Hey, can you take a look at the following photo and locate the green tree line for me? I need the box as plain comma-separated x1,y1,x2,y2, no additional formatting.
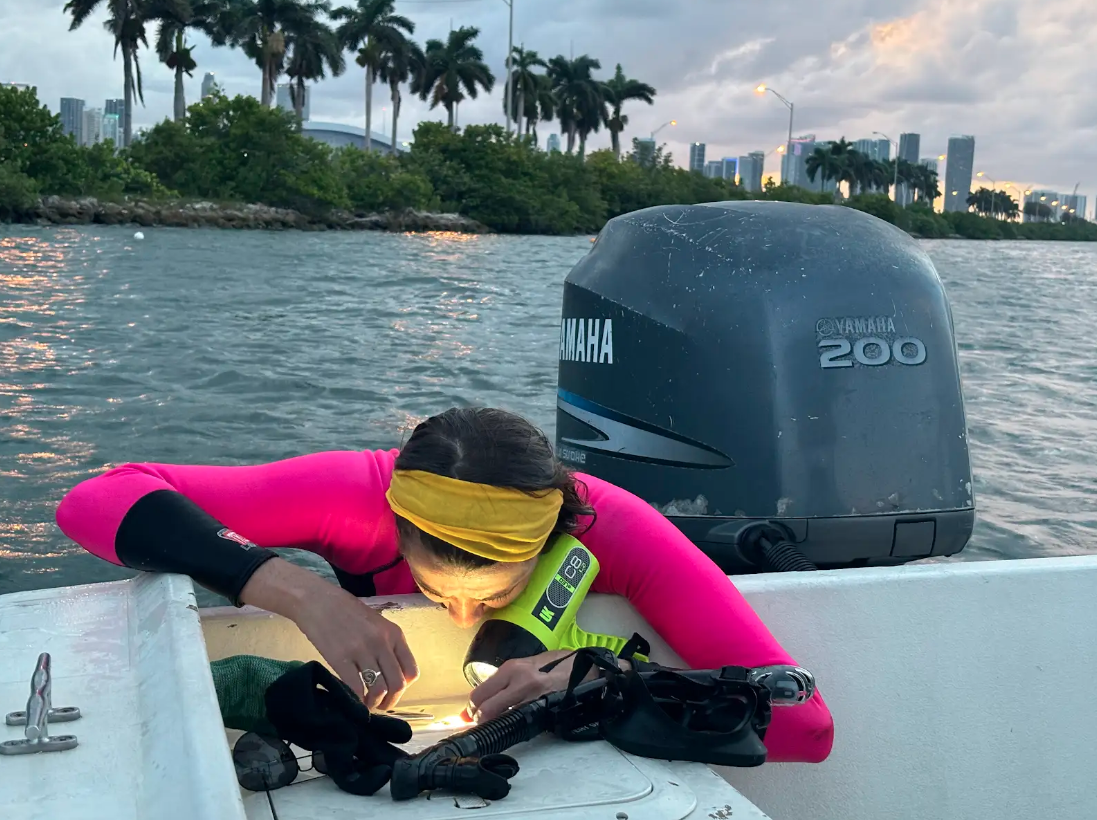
0,83,751,233
4,85,1095,240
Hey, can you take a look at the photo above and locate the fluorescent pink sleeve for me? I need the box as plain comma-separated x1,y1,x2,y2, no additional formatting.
575,472,834,764
55,449,403,573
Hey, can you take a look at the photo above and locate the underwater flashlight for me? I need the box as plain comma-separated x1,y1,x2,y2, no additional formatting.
461,534,645,687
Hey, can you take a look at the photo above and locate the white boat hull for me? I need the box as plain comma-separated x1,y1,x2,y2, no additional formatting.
4,553,1095,819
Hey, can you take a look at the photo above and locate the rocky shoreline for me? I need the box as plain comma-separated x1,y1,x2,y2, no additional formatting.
22,196,492,233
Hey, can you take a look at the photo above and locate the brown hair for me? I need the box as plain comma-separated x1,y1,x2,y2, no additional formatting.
392,406,594,569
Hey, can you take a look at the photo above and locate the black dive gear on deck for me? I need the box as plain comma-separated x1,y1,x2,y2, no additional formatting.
389,646,815,802
214,656,413,795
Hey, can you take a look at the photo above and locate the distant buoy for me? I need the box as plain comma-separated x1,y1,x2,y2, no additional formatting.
134,231,144,240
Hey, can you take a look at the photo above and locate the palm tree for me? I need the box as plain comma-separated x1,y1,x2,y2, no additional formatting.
966,187,999,217
156,0,230,122
376,36,424,154
221,0,328,107
546,54,603,154
413,26,494,130
522,73,555,146
918,165,941,206
602,63,655,159
575,90,608,157
503,46,546,139
805,145,840,193
63,0,187,148
331,0,414,152
1023,200,1052,222
844,149,876,196
890,157,918,203
867,160,891,194
284,12,345,126
824,138,853,196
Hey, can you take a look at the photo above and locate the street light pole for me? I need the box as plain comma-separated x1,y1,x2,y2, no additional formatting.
976,171,998,219
651,119,677,139
756,85,794,177
502,0,513,135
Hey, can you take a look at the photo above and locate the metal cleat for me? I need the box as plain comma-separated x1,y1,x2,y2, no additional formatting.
1,653,81,756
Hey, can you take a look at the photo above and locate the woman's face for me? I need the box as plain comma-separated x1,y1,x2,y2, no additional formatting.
402,535,539,628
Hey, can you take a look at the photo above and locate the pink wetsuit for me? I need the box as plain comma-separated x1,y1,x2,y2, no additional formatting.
55,448,834,763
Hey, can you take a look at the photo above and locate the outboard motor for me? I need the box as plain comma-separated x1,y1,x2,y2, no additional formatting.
555,201,974,573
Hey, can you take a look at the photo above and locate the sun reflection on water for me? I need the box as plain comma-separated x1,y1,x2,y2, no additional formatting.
1,232,99,581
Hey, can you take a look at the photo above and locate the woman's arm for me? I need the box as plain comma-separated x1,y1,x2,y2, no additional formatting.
576,473,835,764
55,449,402,604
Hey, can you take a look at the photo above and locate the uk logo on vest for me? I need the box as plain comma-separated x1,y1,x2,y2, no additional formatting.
559,318,613,364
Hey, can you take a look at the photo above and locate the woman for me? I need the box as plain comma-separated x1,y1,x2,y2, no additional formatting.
55,406,833,763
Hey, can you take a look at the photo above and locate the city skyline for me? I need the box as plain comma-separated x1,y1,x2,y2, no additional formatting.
35,82,1088,219
1,0,1090,197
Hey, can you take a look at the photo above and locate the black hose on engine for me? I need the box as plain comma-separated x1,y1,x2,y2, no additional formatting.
739,522,819,572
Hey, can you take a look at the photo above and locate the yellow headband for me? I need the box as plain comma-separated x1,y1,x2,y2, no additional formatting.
384,469,564,563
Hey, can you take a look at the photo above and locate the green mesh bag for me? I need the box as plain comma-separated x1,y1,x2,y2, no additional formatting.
210,655,305,735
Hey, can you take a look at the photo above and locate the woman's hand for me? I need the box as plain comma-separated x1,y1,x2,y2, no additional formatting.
240,557,419,711
467,649,580,723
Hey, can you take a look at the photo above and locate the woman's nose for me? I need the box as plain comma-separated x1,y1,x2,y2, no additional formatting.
447,600,486,629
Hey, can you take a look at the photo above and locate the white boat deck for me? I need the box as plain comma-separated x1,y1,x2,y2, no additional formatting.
7,553,1097,820
233,726,767,820
0,573,246,820
0,573,768,820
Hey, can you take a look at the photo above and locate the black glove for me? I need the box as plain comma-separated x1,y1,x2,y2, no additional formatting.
264,661,413,796
389,752,520,801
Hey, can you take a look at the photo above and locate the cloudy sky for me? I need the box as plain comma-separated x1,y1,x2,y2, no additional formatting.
3,0,1092,197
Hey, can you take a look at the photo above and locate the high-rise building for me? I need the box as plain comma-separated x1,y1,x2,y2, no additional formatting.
1023,190,1058,223
102,99,125,146
201,72,217,99
82,108,103,146
276,83,310,121
703,160,722,179
1062,193,1087,220
60,97,85,144
854,137,891,162
781,134,815,188
737,151,765,192
896,133,920,206
689,142,706,173
101,113,120,147
943,135,975,213
546,133,561,153
719,157,738,181
634,137,656,166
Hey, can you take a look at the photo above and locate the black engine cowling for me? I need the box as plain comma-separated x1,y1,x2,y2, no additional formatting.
555,200,974,573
